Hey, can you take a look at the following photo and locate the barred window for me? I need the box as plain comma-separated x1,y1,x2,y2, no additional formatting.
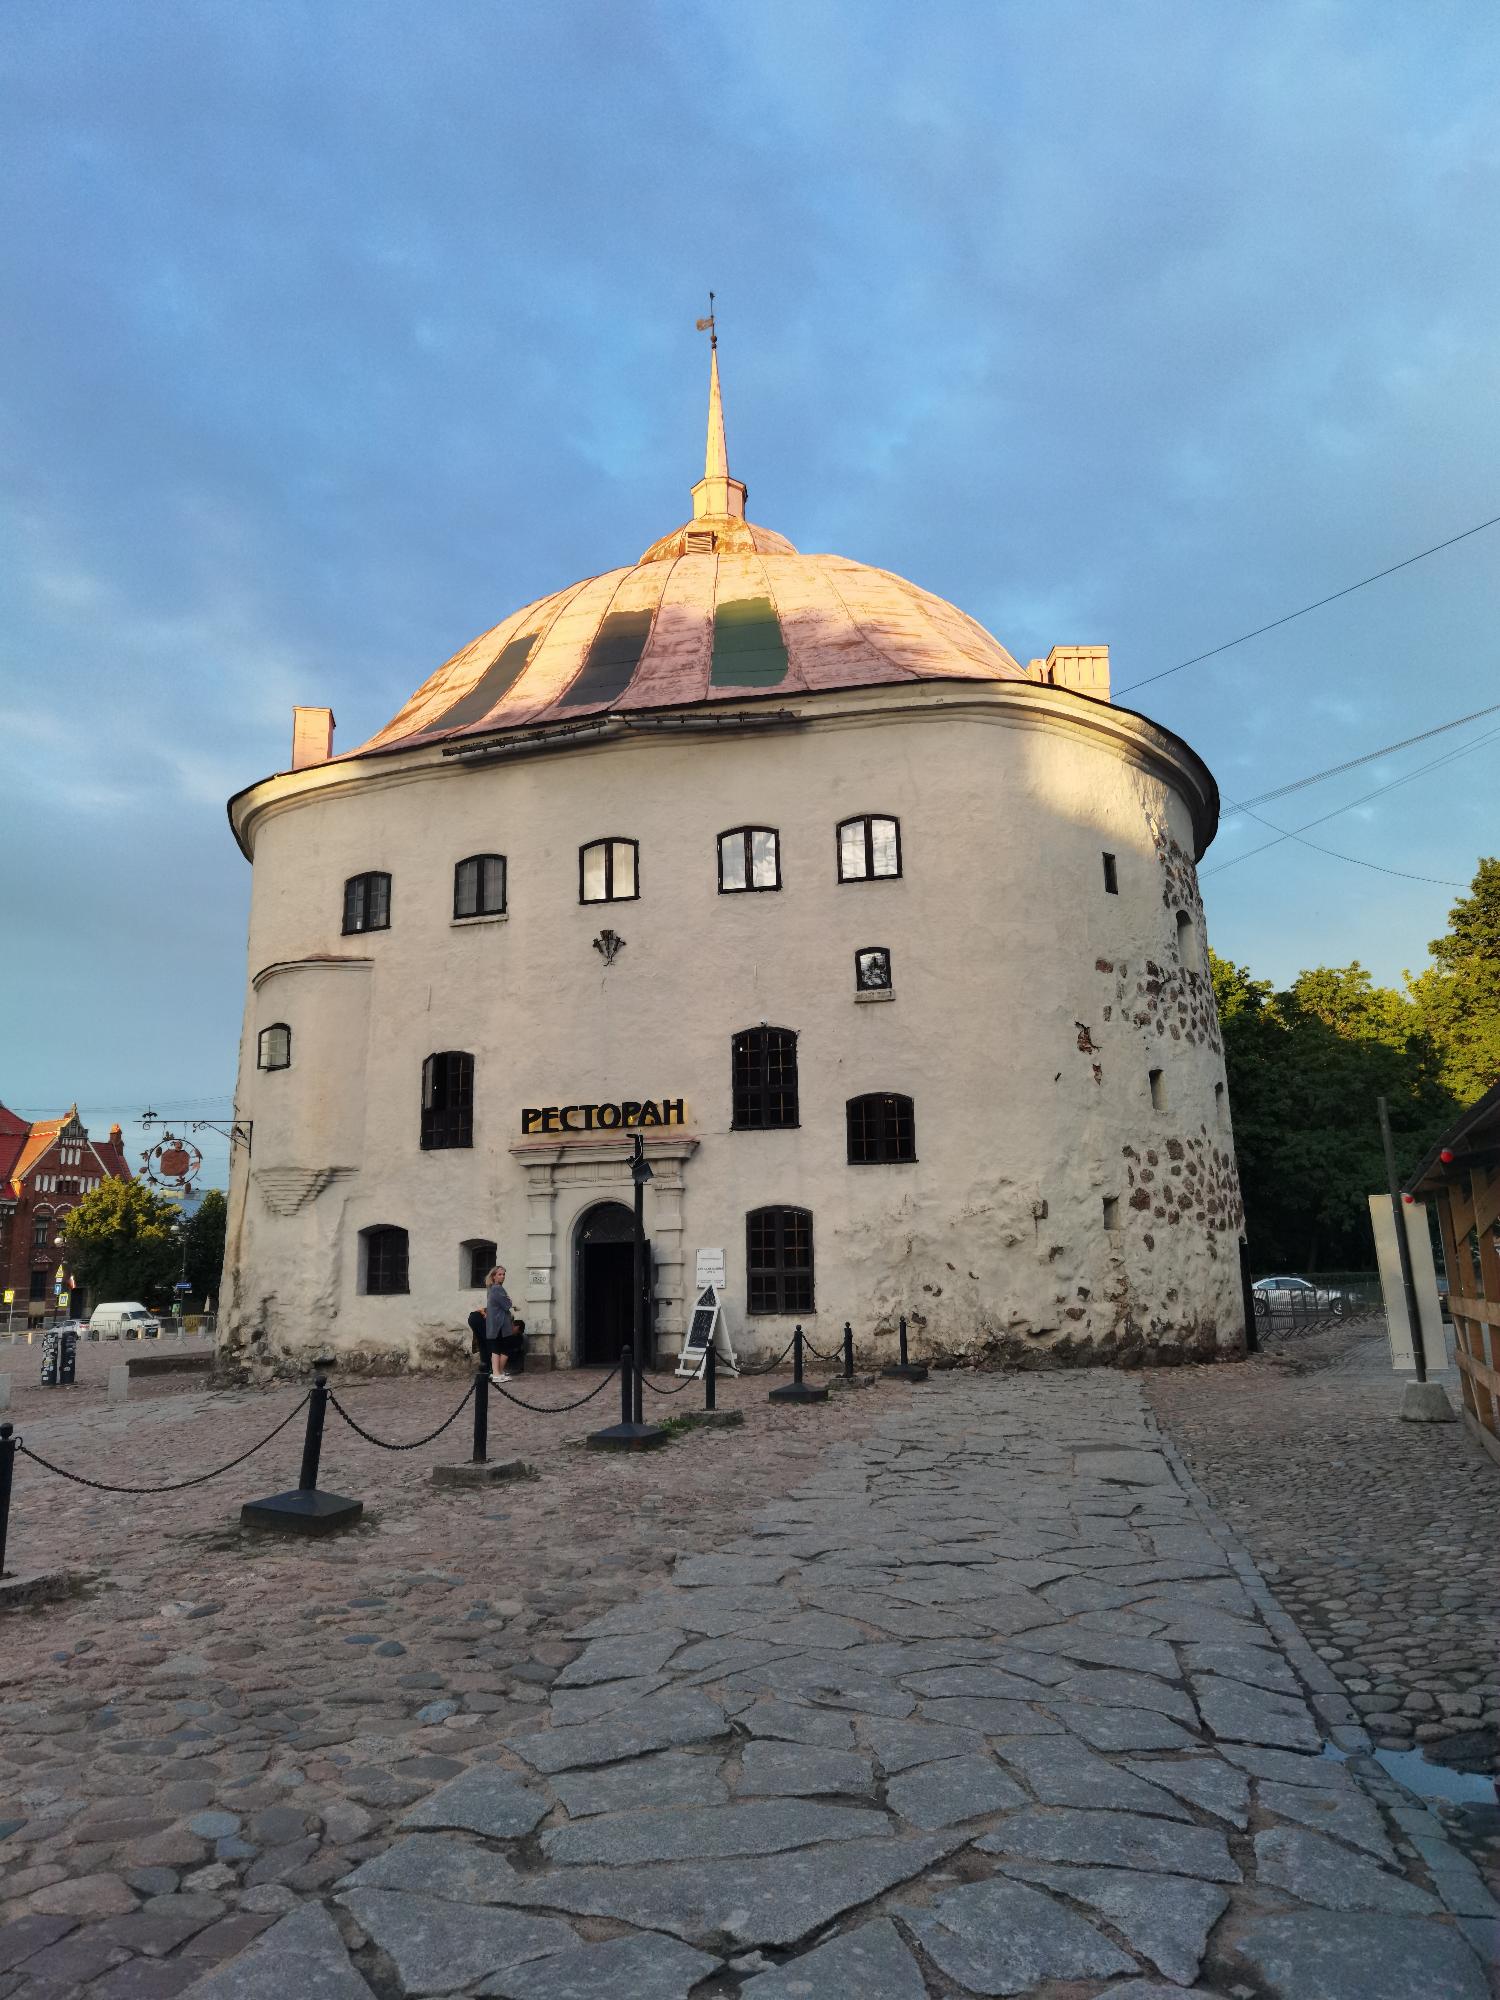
732,1028,799,1130
837,815,901,882
746,1205,814,1315
421,1051,474,1150
464,1238,497,1289
361,1225,409,1295
454,854,506,919
257,1023,291,1071
343,871,391,934
846,1091,916,1165
718,827,780,892
580,838,638,904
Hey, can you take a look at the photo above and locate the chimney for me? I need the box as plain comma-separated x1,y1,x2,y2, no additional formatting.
109,1123,123,1145
292,707,336,770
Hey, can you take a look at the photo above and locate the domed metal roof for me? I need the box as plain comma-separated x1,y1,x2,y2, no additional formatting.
354,344,1028,758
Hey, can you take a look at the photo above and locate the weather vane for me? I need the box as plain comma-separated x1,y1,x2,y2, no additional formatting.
695,290,716,350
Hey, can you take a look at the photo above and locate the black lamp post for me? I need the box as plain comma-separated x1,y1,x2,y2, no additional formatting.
586,1132,667,1451
631,1133,653,1391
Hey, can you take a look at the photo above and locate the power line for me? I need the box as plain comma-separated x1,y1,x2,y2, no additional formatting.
1116,510,1500,696
1229,805,1469,887
1202,721,1500,879
1221,699,1500,816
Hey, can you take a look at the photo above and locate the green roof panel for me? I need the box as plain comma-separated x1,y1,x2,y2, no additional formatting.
711,596,788,688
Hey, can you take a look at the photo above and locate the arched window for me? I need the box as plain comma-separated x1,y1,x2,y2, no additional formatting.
1175,909,1194,958
462,1238,497,1289
732,1028,799,1130
32,1209,52,1249
837,815,901,882
361,1225,409,1295
454,854,506,919
343,871,391,934
746,1206,814,1315
846,1092,916,1165
258,1023,291,1071
421,1052,474,1150
580,838,638,904
718,827,780,892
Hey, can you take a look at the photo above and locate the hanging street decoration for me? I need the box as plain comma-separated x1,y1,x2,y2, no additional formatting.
139,1131,204,1198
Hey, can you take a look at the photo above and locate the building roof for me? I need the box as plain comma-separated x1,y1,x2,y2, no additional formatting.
0,1102,132,1200
351,345,1034,760
1408,1078,1500,1196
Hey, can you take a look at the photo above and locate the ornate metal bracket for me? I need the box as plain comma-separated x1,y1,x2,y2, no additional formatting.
593,929,626,966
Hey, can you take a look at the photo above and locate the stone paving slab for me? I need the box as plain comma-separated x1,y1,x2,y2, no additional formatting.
8,1367,1496,1996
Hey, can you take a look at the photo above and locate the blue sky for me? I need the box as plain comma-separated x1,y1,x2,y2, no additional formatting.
3,0,1497,1188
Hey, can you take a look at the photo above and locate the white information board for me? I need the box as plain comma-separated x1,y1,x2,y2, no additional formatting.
696,1247,727,1290
676,1283,739,1377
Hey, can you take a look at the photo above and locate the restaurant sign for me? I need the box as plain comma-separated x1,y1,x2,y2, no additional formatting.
521,1098,685,1136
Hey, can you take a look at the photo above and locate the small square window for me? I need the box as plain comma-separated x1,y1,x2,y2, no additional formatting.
1102,852,1118,894
257,1023,292,1071
855,947,892,992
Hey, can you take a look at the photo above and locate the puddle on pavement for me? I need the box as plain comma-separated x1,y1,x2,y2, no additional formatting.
1371,1746,1499,1806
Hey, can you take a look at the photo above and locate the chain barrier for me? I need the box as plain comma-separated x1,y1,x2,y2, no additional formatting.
493,1365,621,1414
16,1394,312,1495
637,1366,706,1398
797,1333,841,1364
730,1334,800,1377
328,1382,475,1451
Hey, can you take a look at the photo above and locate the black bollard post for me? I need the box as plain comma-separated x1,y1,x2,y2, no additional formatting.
298,1372,330,1491
242,1361,363,1537
843,1322,854,1380
588,1345,666,1451
881,1311,929,1384
705,1340,717,1411
472,1367,490,1465
0,1422,14,1579
632,1342,645,1427
770,1323,828,1404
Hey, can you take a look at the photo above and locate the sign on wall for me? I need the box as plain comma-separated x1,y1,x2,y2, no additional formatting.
521,1098,686,1136
695,1247,726,1289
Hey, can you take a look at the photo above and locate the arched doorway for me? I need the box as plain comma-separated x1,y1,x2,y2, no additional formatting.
574,1201,647,1367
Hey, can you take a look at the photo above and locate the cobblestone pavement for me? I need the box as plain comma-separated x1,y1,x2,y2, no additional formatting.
5,1366,1495,1997
1145,1317,1500,1899
1,1333,217,1419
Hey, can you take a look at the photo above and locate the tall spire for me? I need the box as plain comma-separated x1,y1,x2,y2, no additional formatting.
691,293,746,522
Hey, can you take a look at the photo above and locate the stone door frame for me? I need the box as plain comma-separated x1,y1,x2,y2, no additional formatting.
509,1133,698,1369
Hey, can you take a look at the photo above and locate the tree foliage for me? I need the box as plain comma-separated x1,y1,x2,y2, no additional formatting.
59,1179,183,1308
183,1189,227,1302
1214,857,1499,1272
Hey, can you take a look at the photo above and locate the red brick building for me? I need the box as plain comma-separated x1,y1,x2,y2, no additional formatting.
0,1102,132,1317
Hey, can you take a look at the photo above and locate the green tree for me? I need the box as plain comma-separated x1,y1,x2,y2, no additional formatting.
1211,952,1458,1271
60,1180,182,1308
1408,857,1500,1102
183,1189,227,1302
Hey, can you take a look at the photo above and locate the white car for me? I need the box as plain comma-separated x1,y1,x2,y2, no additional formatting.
88,1301,163,1340
1252,1276,1344,1315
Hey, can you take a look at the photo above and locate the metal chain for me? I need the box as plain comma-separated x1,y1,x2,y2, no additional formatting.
493,1365,621,1414
328,1382,474,1451
16,1394,312,1494
732,1335,799,1377
638,1367,705,1397
798,1333,840,1363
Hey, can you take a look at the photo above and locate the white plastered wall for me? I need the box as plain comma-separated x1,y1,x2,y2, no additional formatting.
222,682,1243,1375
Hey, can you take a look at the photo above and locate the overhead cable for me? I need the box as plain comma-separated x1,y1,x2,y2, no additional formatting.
1116,511,1500,696
1221,699,1500,816
1201,722,1500,880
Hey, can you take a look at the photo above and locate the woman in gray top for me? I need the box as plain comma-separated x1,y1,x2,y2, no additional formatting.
484,1264,519,1382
